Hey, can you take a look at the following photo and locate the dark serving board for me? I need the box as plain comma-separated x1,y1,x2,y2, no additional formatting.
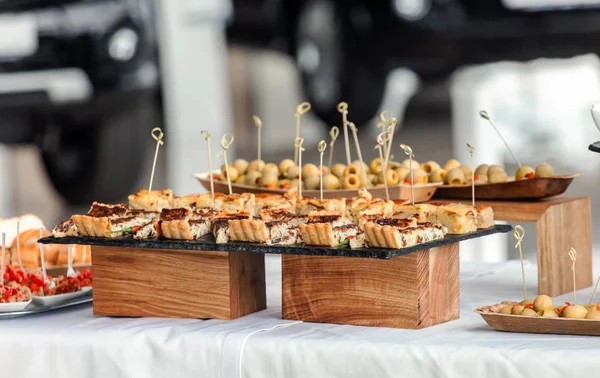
589,141,600,153
0,295,92,320
39,225,512,260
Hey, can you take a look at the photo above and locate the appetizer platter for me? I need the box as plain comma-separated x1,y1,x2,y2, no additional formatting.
0,295,92,319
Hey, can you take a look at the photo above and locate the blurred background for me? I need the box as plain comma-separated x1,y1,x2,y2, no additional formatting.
2,0,600,262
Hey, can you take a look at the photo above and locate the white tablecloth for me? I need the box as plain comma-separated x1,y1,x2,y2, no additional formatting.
1,255,599,378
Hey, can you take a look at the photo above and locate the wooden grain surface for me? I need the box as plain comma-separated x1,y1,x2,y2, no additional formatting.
281,243,460,329
477,311,600,336
92,247,266,319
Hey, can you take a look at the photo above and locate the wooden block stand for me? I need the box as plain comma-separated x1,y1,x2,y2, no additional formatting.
475,197,592,297
282,244,460,329
92,247,266,319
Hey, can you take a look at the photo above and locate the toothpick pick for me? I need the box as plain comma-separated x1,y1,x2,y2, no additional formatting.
589,275,600,304
294,102,311,164
376,132,391,200
217,132,235,195
467,143,476,213
385,118,398,167
479,110,521,167
514,225,527,301
377,111,391,157
347,122,368,187
318,140,327,201
400,144,415,206
16,221,22,270
201,130,215,204
0,233,4,288
569,247,577,305
253,115,263,162
295,137,305,199
337,102,352,165
328,126,339,170
148,127,164,192
38,227,48,283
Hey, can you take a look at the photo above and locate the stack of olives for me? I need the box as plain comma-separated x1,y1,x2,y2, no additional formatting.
497,295,600,320
418,159,554,186
219,157,433,190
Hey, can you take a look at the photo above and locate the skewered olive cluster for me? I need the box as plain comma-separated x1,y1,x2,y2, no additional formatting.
419,159,554,186
498,295,600,320
219,157,432,190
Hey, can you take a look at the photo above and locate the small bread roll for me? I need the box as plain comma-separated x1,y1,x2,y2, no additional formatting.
429,169,447,183
446,168,465,185
475,164,489,177
233,159,249,175
533,295,553,312
515,165,535,180
331,164,346,179
562,305,588,319
443,159,461,172
535,162,553,178
499,305,513,315
421,161,441,173
401,159,420,169
511,305,525,315
488,170,508,184
520,308,538,317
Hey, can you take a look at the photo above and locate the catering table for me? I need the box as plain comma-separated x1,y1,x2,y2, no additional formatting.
1,254,599,378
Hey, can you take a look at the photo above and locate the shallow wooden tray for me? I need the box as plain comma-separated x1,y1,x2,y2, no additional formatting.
475,309,600,336
433,174,578,200
193,172,442,203
39,225,511,260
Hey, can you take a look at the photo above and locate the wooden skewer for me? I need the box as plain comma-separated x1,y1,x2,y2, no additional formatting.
347,122,368,187
294,102,311,164
201,130,215,204
384,118,398,171
376,132,391,200
377,111,391,158
0,233,4,288
589,275,600,304
399,144,415,206
514,225,527,301
569,247,577,305
337,102,352,165
148,127,164,192
328,126,339,170
253,115,263,162
318,140,327,201
467,143,476,214
217,132,235,195
39,227,48,283
479,110,521,167
295,137,305,199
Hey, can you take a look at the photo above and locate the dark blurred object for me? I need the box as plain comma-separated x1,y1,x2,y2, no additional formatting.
0,0,159,205
228,0,600,125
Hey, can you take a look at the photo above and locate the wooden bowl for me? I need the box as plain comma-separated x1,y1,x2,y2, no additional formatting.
193,172,442,202
433,174,578,200
475,308,600,336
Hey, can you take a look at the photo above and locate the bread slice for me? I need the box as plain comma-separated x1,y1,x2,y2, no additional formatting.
128,189,173,211
364,222,446,249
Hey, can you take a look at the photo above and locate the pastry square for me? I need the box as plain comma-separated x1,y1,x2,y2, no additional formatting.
364,222,446,249
296,198,347,216
128,189,173,211
213,193,255,213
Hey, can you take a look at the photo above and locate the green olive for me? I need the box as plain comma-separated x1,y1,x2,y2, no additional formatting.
475,164,489,177
535,162,553,178
260,171,279,187
367,173,378,186
220,165,239,182
286,165,300,179
446,168,465,185
331,164,346,179
370,158,383,175
421,161,441,173
248,159,265,172
409,169,429,185
443,159,461,172
488,170,507,184
429,169,447,183
322,173,341,190
279,159,295,175
304,175,321,190
352,160,369,174
459,165,472,178
302,163,321,178
233,158,249,175
278,179,291,189
245,171,262,186
377,169,400,186
395,166,410,182
388,161,401,170
236,174,246,185
289,179,301,190
487,165,504,175
515,165,535,180
263,163,280,176
401,159,420,169
342,174,361,190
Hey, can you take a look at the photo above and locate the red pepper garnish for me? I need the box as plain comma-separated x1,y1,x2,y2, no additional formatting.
525,172,534,179
281,183,291,190
525,303,533,309
404,179,411,184
596,302,600,312
474,173,479,181
565,301,571,306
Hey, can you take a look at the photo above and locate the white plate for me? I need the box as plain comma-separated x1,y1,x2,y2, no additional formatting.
82,286,92,294
32,290,88,306
0,299,32,313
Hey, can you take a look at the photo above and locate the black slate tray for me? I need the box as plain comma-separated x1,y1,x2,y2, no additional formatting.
0,295,92,320
39,225,512,260
589,141,600,153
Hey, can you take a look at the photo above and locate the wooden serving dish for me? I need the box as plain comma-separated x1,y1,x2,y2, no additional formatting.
194,172,442,203
475,309,600,336
433,174,578,200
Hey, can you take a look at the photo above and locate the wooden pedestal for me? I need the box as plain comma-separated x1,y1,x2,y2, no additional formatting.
475,197,592,297
91,246,266,319
282,243,460,329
